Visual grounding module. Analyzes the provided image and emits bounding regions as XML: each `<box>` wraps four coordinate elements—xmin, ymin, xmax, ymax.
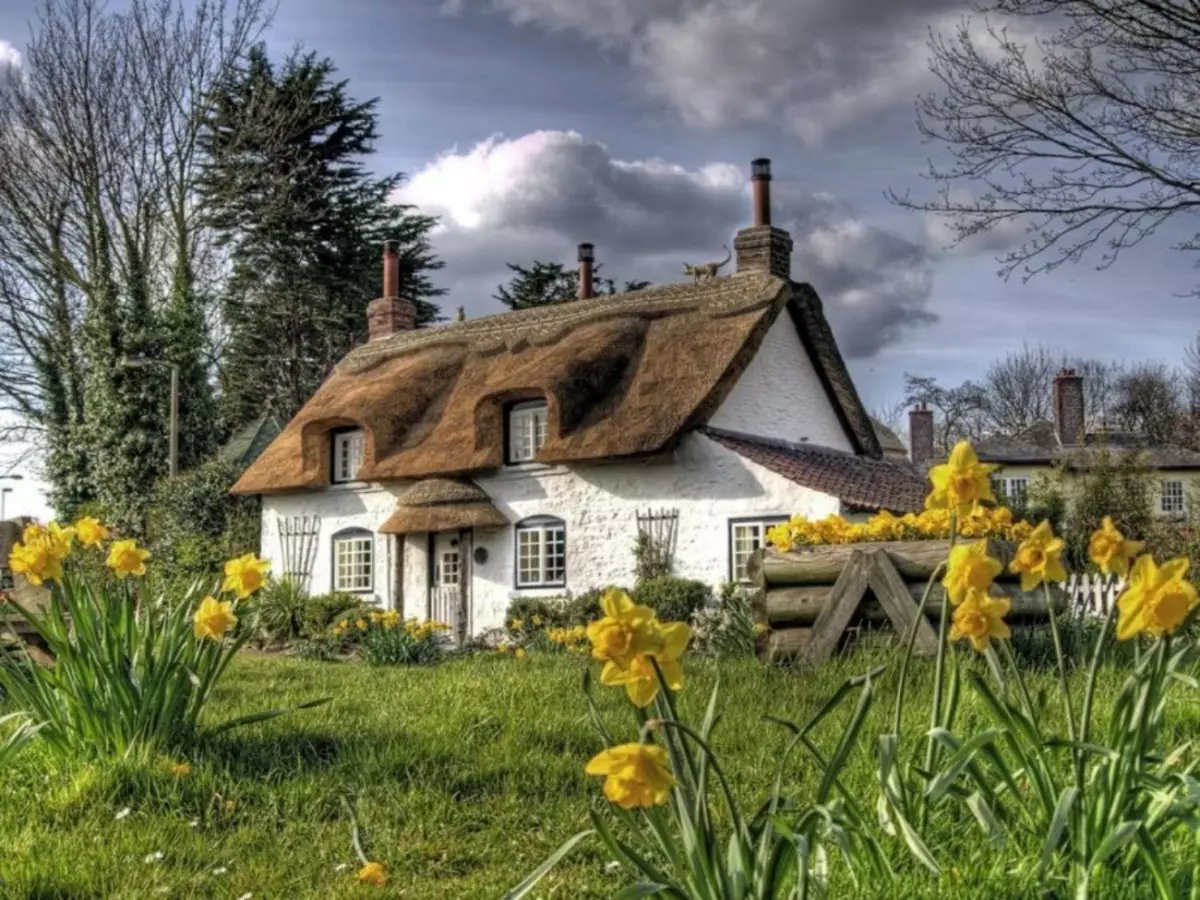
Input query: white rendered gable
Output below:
<box><xmin>707</xmin><ymin>310</ymin><xmax>852</xmax><ymax>451</ymax></box>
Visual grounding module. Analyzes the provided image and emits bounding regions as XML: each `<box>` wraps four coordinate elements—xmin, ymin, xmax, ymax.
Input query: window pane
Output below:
<box><xmin>334</xmin><ymin>536</ymin><xmax>372</xmax><ymax>591</ymax></box>
<box><xmin>515</xmin><ymin>523</ymin><xmax>565</xmax><ymax>586</ymax></box>
<box><xmin>517</xmin><ymin>529</ymin><xmax>541</xmax><ymax>585</ymax></box>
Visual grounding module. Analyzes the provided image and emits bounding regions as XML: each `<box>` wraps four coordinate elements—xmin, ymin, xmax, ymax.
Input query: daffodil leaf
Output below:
<box><xmin>501</xmin><ymin>829</ymin><xmax>595</xmax><ymax>900</ymax></box>
<box><xmin>208</xmin><ymin>696</ymin><xmax>332</xmax><ymax>735</ymax></box>
<box><xmin>1037</xmin><ymin>786</ymin><xmax>1077</xmax><ymax>877</ymax></box>
<box><xmin>612</xmin><ymin>884</ymin><xmax>672</xmax><ymax>899</ymax></box>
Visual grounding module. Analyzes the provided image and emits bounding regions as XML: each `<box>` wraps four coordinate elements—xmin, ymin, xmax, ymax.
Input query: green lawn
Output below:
<box><xmin>0</xmin><ymin>646</ymin><xmax>1196</xmax><ymax>899</ymax></box>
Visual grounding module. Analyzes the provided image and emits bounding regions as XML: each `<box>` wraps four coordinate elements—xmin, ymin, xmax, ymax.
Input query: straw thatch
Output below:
<box><xmin>377</xmin><ymin>478</ymin><xmax>508</xmax><ymax>535</ymax></box>
<box><xmin>232</xmin><ymin>272</ymin><xmax>882</xmax><ymax>495</ymax></box>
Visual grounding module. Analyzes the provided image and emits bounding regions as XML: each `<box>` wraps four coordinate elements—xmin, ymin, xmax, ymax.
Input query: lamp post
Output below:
<box><xmin>122</xmin><ymin>357</ymin><xmax>180</xmax><ymax>478</ymax></box>
<box><xmin>0</xmin><ymin>474</ymin><xmax>22</xmax><ymax>521</ymax></box>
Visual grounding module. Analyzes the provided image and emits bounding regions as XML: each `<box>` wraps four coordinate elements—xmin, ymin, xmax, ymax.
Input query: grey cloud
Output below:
<box><xmin>446</xmin><ymin>0</ymin><xmax>970</xmax><ymax>142</ymax></box>
<box><xmin>400</xmin><ymin>131</ymin><xmax>937</xmax><ymax>358</ymax></box>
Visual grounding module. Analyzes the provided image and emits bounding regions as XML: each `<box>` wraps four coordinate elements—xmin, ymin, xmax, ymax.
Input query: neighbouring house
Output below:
<box><xmin>230</xmin><ymin>158</ymin><xmax>927</xmax><ymax>638</ymax></box>
<box><xmin>221</xmin><ymin>414</ymin><xmax>285</xmax><ymax>470</ymax></box>
<box><xmin>907</xmin><ymin>369</ymin><xmax>1200</xmax><ymax>518</ymax></box>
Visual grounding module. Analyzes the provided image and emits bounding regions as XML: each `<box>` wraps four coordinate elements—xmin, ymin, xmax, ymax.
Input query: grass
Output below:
<box><xmin>0</xmin><ymin>641</ymin><xmax>1196</xmax><ymax>899</ymax></box>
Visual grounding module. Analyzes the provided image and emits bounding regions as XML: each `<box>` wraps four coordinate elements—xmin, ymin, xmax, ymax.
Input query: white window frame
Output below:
<box><xmin>332</xmin><ymin>429</ymin><xmax>365</xmax><ymax>484</ymax></box>
<box><xmin>514</xmin><ymin>517</ymin><xmax>566</xmax><ymax>588</ymax></box>
<box><xmin>332</xmin><ymin>530</ymin><xmax>374</xmax><ymax>593</ymax></box>
<box><xmin>730</xmin><ymin>517</ymin><xmax>788</xmax><ymax>583</ymax></box>
<box><xmin>1001</xmin><ymin>477</ymin><xmax>1029</xmax><ymax>505</ymax></box>
<box><xmin>1160</xmin><ymin>479</ymin><xmax>1186</xmax><ymax>515</ymax></box>
<box><xmin>507</xmin><ymin>402</ymin><xmax>549</xmax><ymax>464</ymax></box>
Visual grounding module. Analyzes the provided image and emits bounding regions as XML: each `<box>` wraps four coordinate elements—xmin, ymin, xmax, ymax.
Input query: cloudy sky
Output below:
<box><xmin>0</xmin><ymin>0</ymin><xmax>1196</xmax><ymax>518</ymax></box>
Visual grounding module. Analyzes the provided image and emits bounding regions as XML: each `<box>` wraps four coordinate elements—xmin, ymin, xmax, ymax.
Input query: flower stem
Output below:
<box><xmin>921</xmin><ymin>513</ymin><xmax>959</xmax><ymax>809</ymax></box>
<box><xmin>1043</xmin><ymin>581</ymin><xmax>1081</xmax><ymax>793</ymax></box>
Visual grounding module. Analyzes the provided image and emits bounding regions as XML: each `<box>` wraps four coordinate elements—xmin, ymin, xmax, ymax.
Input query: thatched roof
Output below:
<box><xmin>378</xmin><ymin>478</ymin><xmax>508</xmax><ymax>535</ymax></box>
<box><xmin>232</xmin><ymin>271</ymin><xmax>881</xmax><ymax>495</ymax></box>
<box><xmin>704</xmin><ymin>428</ymin><xmax>928</xmax><ymax>513</ymax></box>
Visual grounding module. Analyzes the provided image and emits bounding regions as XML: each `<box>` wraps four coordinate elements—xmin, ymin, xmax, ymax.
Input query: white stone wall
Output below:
<box><xmin>707</xmin><ymin>312</ymin><xmax>853</xmax><ymax>451</ymax></box>
<box><xmin>258</xmin><ymin>432</ymin><xmax>839</xmax><ymax>634</ymax></box>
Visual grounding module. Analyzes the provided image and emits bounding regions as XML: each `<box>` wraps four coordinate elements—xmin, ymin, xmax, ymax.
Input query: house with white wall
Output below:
<box><xmin>908</xmin><ymin>369</ymin><xmax>1200</xmax><ymax>516</ymax></box>
<box><xmin>230</xmin><ymin>158</ymin><xmax>927</xmax><ymax>638</ymax></box>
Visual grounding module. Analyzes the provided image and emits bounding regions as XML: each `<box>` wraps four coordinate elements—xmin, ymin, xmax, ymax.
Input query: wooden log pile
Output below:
<box><xmin>748</xmin><ymin>538</ymin><xmax>1066</xmax><ymax>666</ymax></box>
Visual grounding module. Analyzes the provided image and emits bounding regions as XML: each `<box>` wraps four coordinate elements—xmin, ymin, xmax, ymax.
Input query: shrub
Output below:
<box><xmin>504</xmin><ymin>595</ymin><xmax>571</xmax><ymax>632</ymax></box>
<box><xmin>294</xmin><ymin>633</ymin><xmax>344</xmax><ymax>662</ymax></box>
<box><xmin>690</xmin><ymin>583</ymin><xmax>759</xmax><ymax>658</ymax></box>
<box><xmin>252</xmin><ymin>576</ymin><xmax>309</xmax><ymax>646</ymax></box>
<box><xmin>0</xmin><ymin>521</ymin><xmax>327</xmax><ymax>761</ymax></box>
<box><xmin>632</xmin><ymin>576</ymin><xmax>711</xmax><ymax>624</ymax></box>
<box><xmin>336</xmin><ymin>611</ymin><xmax>451</xmax><ymax>666</ymax></box>
<box><xmin>300</xmin><ymin>591</ymin><xmax>369</xmax><ymax>639</ymax></box>
<box><xmin>562</xmin><ymin>587</ymin><xmax>607</xmax><ymax>625</ymax></box>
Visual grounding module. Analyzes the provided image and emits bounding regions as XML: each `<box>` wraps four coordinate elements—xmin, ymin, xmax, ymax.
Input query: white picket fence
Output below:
<box><xmin>429</xmin><ymin>586</ymin><xmax>463</xmax><ymax>636</ymax></box>
<box><xmin>1063</xmin><ymin>572</ymin><xmax>1126</xmax><ymax>618</ymax></box>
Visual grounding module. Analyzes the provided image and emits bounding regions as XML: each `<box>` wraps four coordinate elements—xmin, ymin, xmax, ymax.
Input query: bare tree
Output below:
<box><xmin>903</xmin><ymin>373</ymin><xmax>991</xmax><ymax>453</ymax></box>
<box><xmin>870</xmin><ymin>397</ymin><xmax>910</xmax><ymax>439</ymax></box>
<box><xmin>890</xmin><ymin>0</ymin><xmax>1200</xmax><ymax>285</ymax></box>
<box><xmin>982</xmin><ymin>343</ymin><xmax>1057</xmax><ymax>433</ymax></box>
<box><xmin>1110</xmin><ymin>362</ymin><xmax>1186</xmax><ymax>444</ymax></box>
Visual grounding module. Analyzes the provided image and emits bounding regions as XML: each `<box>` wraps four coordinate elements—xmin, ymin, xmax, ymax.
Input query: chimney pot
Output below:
<box><xmin>734</xmin><ymin>158</ymin><xmax>792</xmax><ymax>278</ymax></box>
<box><xmin>382</xmin><ymin>240</ymin><xmax>400</xmax><ymax>298</ymax></box>
<box><xmin>577</xmin><ymin>242</ymin><xmax>595</xmax><ymax>299</ymax></box>
<box><xmin>909</xmin><ymin>405</ymin><xmax>935</xmax><ymax>469</ymax></box>
<box><xmin>368</xmin><ymin>240</ymin><xmax>415</xmax><ymax>341</ymax></box>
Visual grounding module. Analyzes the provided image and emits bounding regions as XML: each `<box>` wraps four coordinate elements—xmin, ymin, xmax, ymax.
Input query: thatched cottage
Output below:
<box><xmin>231</xmin><ymin>159</ymin><xmax>926</xmax><ymax>637</ymax></box>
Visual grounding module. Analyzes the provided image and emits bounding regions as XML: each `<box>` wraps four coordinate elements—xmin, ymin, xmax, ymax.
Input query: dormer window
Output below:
<box><xmin>507</xmin><ymin>401</ymin><xmax>548</xmax><ymax>464</ymax></box>
<box><xmin>332</xmin><ymin>429</ymin><xmax>365</xmax><ymax>483</ymax></box>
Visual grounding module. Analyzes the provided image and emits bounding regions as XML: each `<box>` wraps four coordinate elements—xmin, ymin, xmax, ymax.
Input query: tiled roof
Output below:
<box><xmin>703</xmin><ymin>427</ymin><xmax>927</xmax><ymax>513</ymax></box>
<box><xmin>974</xmin><ymin>420</ymin><xmax>1200</xmax><ymax>470</ymax></box>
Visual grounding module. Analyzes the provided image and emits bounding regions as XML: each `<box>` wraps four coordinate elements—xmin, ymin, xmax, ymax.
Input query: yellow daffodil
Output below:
<box><xmin>167</xmin><ymin>761</ymin><xmax>191</xmax><ymax>778</ymax></box>
<box><xmin>1088</xmin><ymin>516</ymin><xmax>1144</xmax><ymax>577</ymax></box>
<box><xmin>949</xmin><ymin>589</ymin><xmax>1012</xmax><ymax>652</ymax></box>
<box><xmin>585</xmin><ymin>742</ymin><xmax>675</xmax><ymax>810</ymax></box>
<box><xmin>73</xmin><ymin>516</ymin><xmax>110</xmax><ymax>548</ymax></box>
<box><xmin>925</xmin><ymin>441</ymin><xmax>998</xmax><ymax>516</ymax></box>
<box><xmin>9</xmin><ymin>537</ymin><xmax>64</xmax><ymax>586</ymax></box>
<box><xmin>586</xmin><ymin>588</ymin><xmax>664</xmax><ymax>668</ymax></box>
<box><xmin>106</xmin><ymin>539</ymin><xmax>150</xmax><ymax>579</ymax></box>
<box><xmin>1009</xmin><ymin>521</ymin><xmax>1068</xmax><ymax>591</ymax></box>
<box><xmin>48</xmin><ymin>521</ymin><xmax>75</xmax><ymax>549</ymax></box>
<box><xmin>515</xmin><ymin>647</ymin><xmax>526</xmax><ymax>659</ymax></box>
<box><xmin>1116</xmin><ymin>555</ymin><xmax>1200</xmax><ymax>640</ymax></box>
<box><xmin>600</xmin><ymin>621</ymin><xmax>691</xmax><ymax>708</ymax></box>
<box><xmin>193</xmin><ymin>595</ymin><xmax>238</xmax><ymax>640</ymax></box>
<box><xmin>357</xmin><ymin>862</ymin><xmax>388</xmax><ymax>886</ymax></box>
<box><xmin>942</xmin><ymin>540</ymin><xmax>1004</xmax><ymax>605</ymax></box>
<box><xmin>222</xmin><ymin>553</ymin><xmax>270</xmax><ymax>599</ymax></box>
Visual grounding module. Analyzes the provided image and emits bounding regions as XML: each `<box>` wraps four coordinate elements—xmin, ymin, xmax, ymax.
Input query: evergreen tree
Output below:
<box><xmin>199</xmin><ymin>45</ymin><xmax>444</xmax><ymax>429</ymax></box>
<box><xmin>493</xmin><ymin>260</ymin><xmax>650</xmax><ymax>310</ymax></box>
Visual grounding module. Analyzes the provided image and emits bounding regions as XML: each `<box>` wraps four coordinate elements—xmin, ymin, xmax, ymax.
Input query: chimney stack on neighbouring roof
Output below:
<box><xmin>909</xmin><ymin>403</ymin><xmax>935</xmax><ymax>469</ymax></box>
<box><xmin>577</xmin><ymin>242</ymin><xmax>595</xmax><ymax>299</ymax></box>
<box><xmin>734</xmin><ymin>158</ymin><xmax>793</xmax><ymax>279</ymax></box>
<box><xmin>367</xmin><ymin>240</ymin><xmax>416</xmax><ymax>341</ymax></box>
<box><xmin>1053</xmin><ymin>367</ymin><xmax>1085</xmax><ymax>445</ymax></box>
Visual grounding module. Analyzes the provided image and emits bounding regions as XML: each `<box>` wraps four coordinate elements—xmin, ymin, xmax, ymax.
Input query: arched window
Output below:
<box><xmin>514</xmin><ymin>516</ymin><xmax>566</xmax><ymax>588</ymax></box>
<box><xmin>331</xmin><ymin>527</ymin><xmax>374</xmax><ymax>593</ymax></box>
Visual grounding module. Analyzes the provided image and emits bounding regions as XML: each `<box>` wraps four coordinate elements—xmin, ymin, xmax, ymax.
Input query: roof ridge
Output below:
<box><xmin>342</xmin><ymin>272</ymin><xmax>786</xmax><ymax>372</ymax></box>
<box><xmin>702</xmin><ymin>426</ymin><xmax>856</xmax><ymax>458</ymax></box>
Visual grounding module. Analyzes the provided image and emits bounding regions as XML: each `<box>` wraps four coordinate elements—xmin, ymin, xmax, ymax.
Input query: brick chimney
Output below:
<box><xmin>1053</xmin><ymin>368</ymin><xmax>1085</xmax><ymax>445</ymax></box>
<box><xmin>733</xmin><ymin>158</ymin><xmax>793</xmax><ymax>279</ymax></box>
<box><xmin>909</xmin><ymin>404</ymin><xmax>935</xmax><ymax>469</ymax></box>
<box><xmin>577</xmin><ymin>243</ymin><xmax>595</xmax><ymax>299</ymax></box>
<box><xmin>367</xmin><ymin>240</ymin><xmax>416</xmax><ymax>341</ymax></box>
